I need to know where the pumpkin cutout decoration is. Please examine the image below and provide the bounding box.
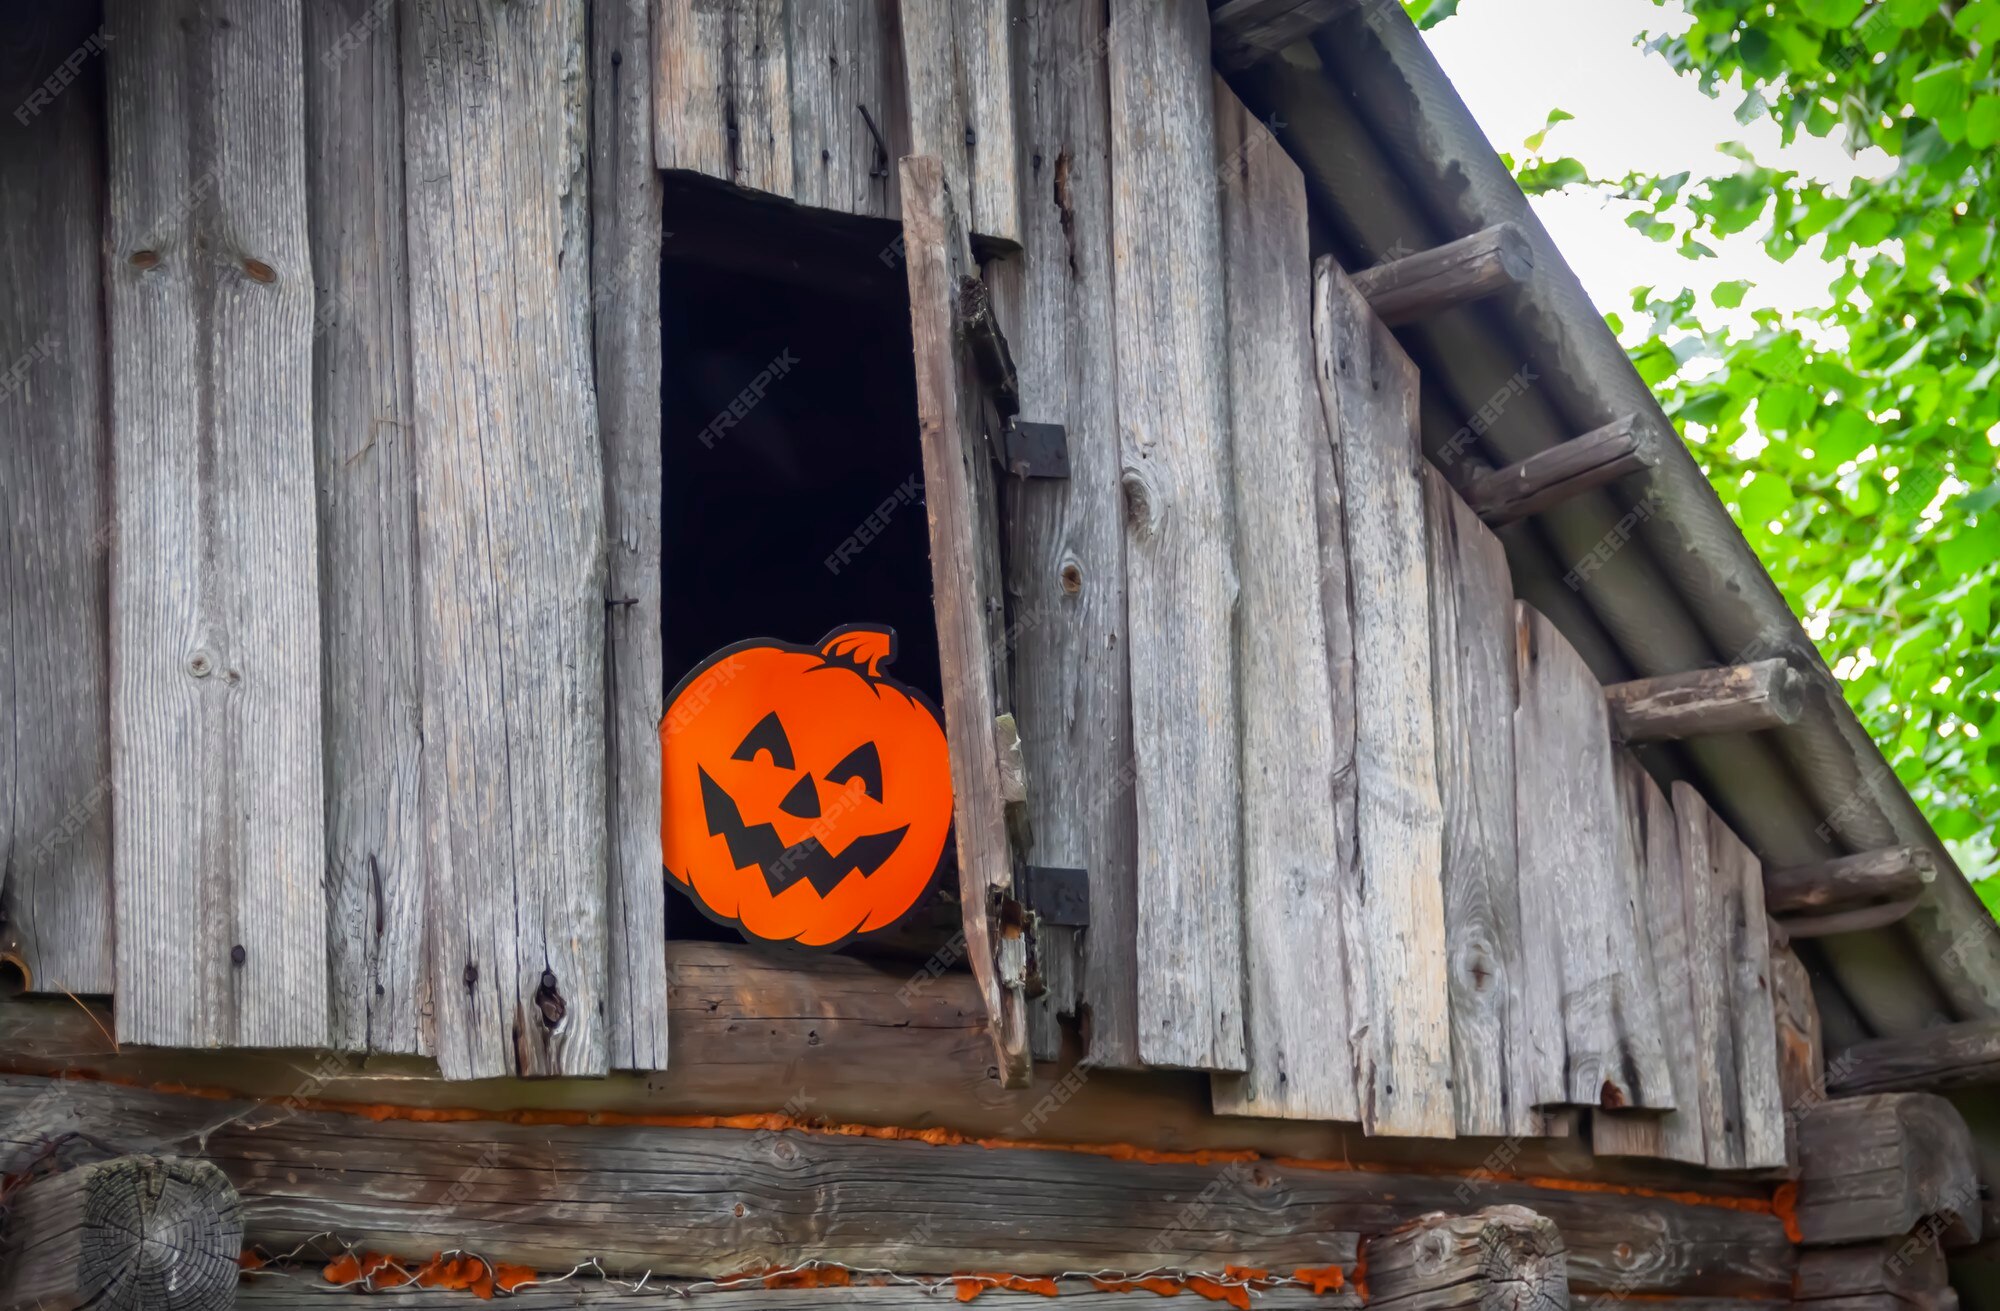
[661,625,954,945]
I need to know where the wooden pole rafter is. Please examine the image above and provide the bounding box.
[1605,659,1806,743]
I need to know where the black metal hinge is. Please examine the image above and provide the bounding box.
[1001,418,1070,480]
[1015,865,1089,927]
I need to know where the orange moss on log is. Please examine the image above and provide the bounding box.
[954,1273,1061,1300]
[1771,1180,1802,1243]
[1292,1265,1345,1295]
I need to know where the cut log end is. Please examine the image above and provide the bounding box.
[1366,1206,1568,1311]
[1605,658,1805,743]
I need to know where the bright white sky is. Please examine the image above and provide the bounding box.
[1421,0,1894,335]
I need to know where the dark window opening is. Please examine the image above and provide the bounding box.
[659,177,954,956]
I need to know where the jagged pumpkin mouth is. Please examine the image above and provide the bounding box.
[697,767,910,897]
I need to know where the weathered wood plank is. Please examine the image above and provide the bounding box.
[105,0,328,1050]
[787,0,903,218]
[1458,414,1653,528]
[1794,1093,1981,1246]
[1107,0,1246,1073]
[999,0,1140,1068]
[653,0,792,197]
[1315,257,1451,1135]
[592,0,671,1073]
[403,0,610,1079]
[1606,660,1806,743]
[1349,223,1532,327]
[1672,782,1786,1170]
[1421,466,1540,1138]
[0,1075,1799,1296]
[1512,606,1672,1112]
[0,1155,242,1311]
[1765,846,1936,918]
[1361,1206,1567,1311]
[1768,928,1822,1169]
[304,0,426,1057]
[1210,0,1352,71]
[900,0,1021,244]
[0,9,114,998]
[900,155,1030,1086]
[1826,1019,2000,1096]
[1209,81,1361,1121]
[1795,1236,1950,1305]
[1592,753,1705,1163]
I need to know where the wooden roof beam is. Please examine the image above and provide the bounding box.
[1604,659,1805,743]
[1828,1019,2000,1097]
[1350,222,1534,327]
[1460,415,1655,527]
[1210,0,1352,70]
[1766,845,1936,916]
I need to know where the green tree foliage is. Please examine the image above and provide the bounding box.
[1411,0,1999,905]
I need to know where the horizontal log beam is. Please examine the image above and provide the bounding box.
[1210,0,1350,70]
[1795,1235,1950,1307]
[1764,846,1936,917]
[0,1075,1796,1297]
[1794,1093,1980,1247]
[1604,659,1805,743]
[1827,1019,2000,1096]
[1459,415,1652,527]
[1363,1206,1567,1311]
[1350,223,1533,328]
[1774,898,1923,940]
[240,1278,1357,1308]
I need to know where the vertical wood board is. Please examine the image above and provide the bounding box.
[403,0,610,1079]
[1770,928,1821,1170]
[1105,0,1245,1073]
[900,0,1023,244]
[105,0,329,1049]
[1209,83,1360,1121]
[1421,464,1542,1138]
[654,0,793,197]
[305,0,428,1056]
[1313,257,1451,1136]
[592,0,672,1071]
[0,10,115,996]
[787,0,904,219]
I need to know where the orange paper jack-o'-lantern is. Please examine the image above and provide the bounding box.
[661,625,953,945]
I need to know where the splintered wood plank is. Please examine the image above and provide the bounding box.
[900,0,1021,244]
[1511,605,1673,1112]
[1769,927,1821,1168]
[592,0,671,1072]
[788,0,903,219]
[0,9,114,997]
[1421,465,1542,1138]
[1209,83,1362,1121]
[1313,257,1451,1136]
[403,0,610,1079]
[1594,753,1705,1165]
[654,0,793,197]
[1001,0,1140,1067]
[1107,0,1246,1073]
[304,0,426,1057]
[900,155,1030,1086]
[105,0,328,1049]
[1672,781,1787,1170]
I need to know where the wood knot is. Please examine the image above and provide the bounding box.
[463,961,479,992]
[129,250,160,270]
[229,944,245,966]
[535,968,567,1029]
[240,257,276,284]
[1121,467,1161,541]
[1059,559,1083,596]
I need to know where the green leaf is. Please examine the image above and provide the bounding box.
[1966,95,2000,149]
[1712,279,1753,309]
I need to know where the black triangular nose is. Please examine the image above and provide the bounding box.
[779,773,821,818]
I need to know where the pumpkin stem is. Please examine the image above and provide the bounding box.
[818,625,897,678]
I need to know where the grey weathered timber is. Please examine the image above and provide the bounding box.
[900,155,1030,1087]
[1592,754,1705,1164]
[1107,0,1247,1073]
[1362,1207,1568,1311]
[0,1155,242,1311]
[105,0,328,1050]
[1210,0,1353,70]
[1421,466,1540,1138]
[1795,1237,1950,1307]
[653,0,792,196]
[1793,1093,1981,1246]
[1764,846,1936,918]
[1606,660,1806,743]
[1768,930,1822,1168]
[1349,223,1533,328]
[238,1284,1356,1309]
[988,0,1137,1062]
[592,0,671,1073]
[1672,781,1786,1170]
[1209,82,1361,1122]
[1316,257,1451,1135]
[900,0,1021,244]
[402,0,610,1080]
[1512,605,1672,1112]
[0,1075,1798,1296]
[0,8,114,998]
[1459,415,1653,528]
[304,0,426,1058]
[787,0,904,218]
[1826,1019,2000,1096]
[1776,899,1923,939]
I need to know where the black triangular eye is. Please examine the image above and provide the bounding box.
[825,741,883,802]
[731,711,794,769]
